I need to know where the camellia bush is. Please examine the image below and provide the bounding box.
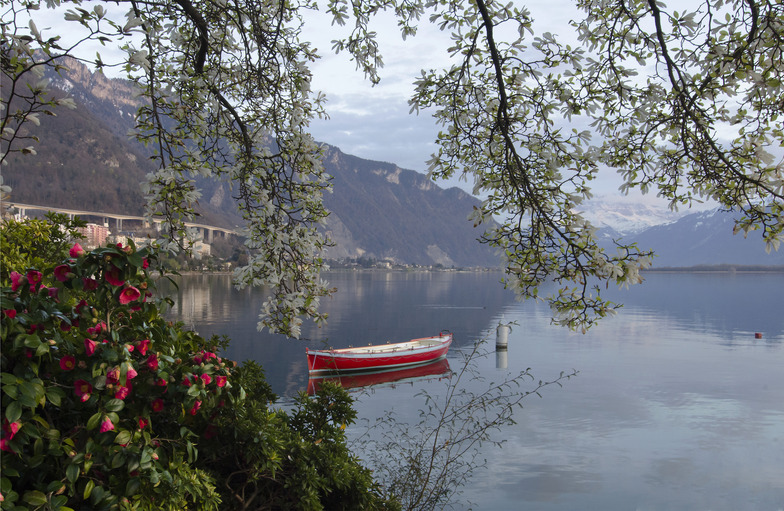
[0,219,395,510]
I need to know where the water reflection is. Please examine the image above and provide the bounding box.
[163,271,784,510]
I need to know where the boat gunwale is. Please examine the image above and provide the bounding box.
[306,334,451,358]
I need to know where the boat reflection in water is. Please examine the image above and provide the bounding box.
[307,358,451,395]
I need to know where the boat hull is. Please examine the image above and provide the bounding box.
[306,333,452,373]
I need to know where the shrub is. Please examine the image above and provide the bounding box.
[1,221,396,510]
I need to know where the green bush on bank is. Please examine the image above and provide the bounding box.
[0,217,396,510]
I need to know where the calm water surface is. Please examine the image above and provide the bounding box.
[165,271,784,510]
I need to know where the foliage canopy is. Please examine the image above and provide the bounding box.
[2,0,783,330]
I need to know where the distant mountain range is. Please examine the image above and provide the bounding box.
[3,58,782,269]
[3,58,497,267]
[581,199,784,268]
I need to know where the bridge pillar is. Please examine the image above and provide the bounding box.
[116,218,123,232]
[205,228,213,244]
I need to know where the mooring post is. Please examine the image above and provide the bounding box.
[496,322,510,350]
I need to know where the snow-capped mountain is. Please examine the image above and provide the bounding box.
[577,194,699,234]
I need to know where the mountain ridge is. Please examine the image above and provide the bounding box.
[2,57,498,267]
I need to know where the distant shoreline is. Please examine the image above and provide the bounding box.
[644,265,784,273]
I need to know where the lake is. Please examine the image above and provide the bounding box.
[165,271,784,510]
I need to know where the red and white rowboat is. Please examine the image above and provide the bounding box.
[306,332,453,373]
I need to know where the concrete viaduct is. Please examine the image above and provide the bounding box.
[6,202,238,243]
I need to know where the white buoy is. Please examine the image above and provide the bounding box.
[496,323,510,350]
[496,348,508,369]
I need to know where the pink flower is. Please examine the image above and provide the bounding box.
[190,400,202,416]
[26,270,42,292]
[106,367,121,385]
[115,385,131,400]
[156,377,167,387]
[74,379,93,402]
[53,264,72,282]
[3,420,20,439]
[118,286,141,305]
[99,417,115,433]
[2,309,16,319]
[9,271,23,292]
[138,417,149,430]
[47,287,59,301]
[201,374,212,385]
[0,438,11,452]
[59,355,76,371]
[151,398,164,412]
[137,339,151,356]
[84,338,97,356]
[215,375,227,388]
[146,353,159,371]
[104,265,125,287]
[126,365,138,381]
[69,243,86,258]
[142,258,149,269]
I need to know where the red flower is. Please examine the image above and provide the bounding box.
[53,264,72,282]
[3,420,20,439]
[2,309,16,319]
[138,417,149,430]
[84,338,97,356]
[74,379,93,402]
[26,270,43,292]
[69,243,86,258]
[190,400,202,416]
[0,438,11,452]
[137,339,151,355]
[59,355,76,371]
[156,377,167,387]
[104,265,125,287]
[142,258,149,269]
[46,287,59,301]
[201,374,212,385]
[9,271,24,292]
[151,398,164,412]
[115,385,131,400]
[216,375,227,388]
[99,417,115,433]
[126,365,138,381]
[146,353,159,371]
[82,278,98,291]
[119,286,141,305]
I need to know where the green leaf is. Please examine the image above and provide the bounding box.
[104,398,125,412]
[5,401,21,423]
[114,429,132,445]
[66,463,80,483]
[46,387,65,407]
[23,490,48,506]
[83,479,95,499]
[87,412,102,430]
